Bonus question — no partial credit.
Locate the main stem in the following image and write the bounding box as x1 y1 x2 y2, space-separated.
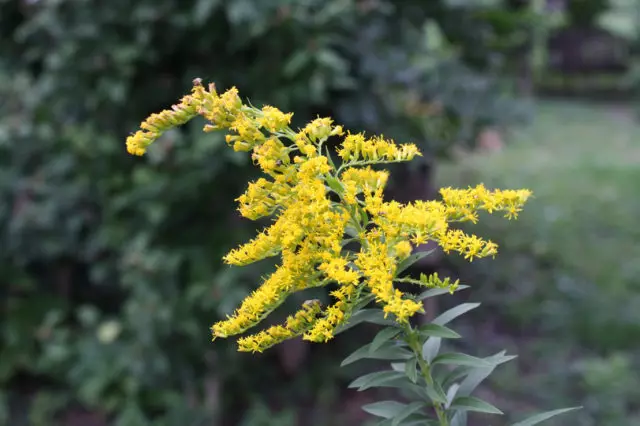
405 324 449 426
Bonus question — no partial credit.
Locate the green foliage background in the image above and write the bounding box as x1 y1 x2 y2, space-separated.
0 0 535 425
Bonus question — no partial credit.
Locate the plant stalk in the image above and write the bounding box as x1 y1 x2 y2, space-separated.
405 324 449 426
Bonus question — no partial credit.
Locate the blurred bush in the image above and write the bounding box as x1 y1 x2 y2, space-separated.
436 101 640 425
567 0 610 28
0 0 528 424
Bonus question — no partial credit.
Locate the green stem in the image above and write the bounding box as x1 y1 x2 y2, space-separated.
404 324 449 426
336 158 412 175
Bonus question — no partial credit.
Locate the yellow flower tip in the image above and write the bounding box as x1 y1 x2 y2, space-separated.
394 241 413 260
126 145 146 156
331 125 344 136
259 105 294 132
126 133 149 156
210 328 227 339
238 344 263 353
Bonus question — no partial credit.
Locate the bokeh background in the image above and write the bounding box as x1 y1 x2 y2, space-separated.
1 0 639 425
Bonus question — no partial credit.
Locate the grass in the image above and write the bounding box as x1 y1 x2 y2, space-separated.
436 100 640 425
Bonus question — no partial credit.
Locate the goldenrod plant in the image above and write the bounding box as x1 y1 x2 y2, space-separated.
127 79 579 426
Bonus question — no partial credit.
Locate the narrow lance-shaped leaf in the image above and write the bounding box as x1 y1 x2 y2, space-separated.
324 146 337 169
456 350 517 397
391 402 426 426
450 411 467 426
450 396 503 415
422 337 441 364
362 401 407 419
416 285 469 301
390 362 406 373
370 327 402 353
404 357 418 383
432 353 492 368
432 303 480 326
383 420 440 426
360 206 369 224
325 174 344 194
334 308 394 335
446 383 460 408
349 370 407 391
425 381 448 405
396 249 436 275
439 365 472 391
510 407 582 426
418 323 461 339
354 368 428 396
342 341 412 367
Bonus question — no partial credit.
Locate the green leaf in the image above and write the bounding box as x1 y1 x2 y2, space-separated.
344 227 360 238
425 20 445 51
390 362 406 373
325 175 344 194
324 147 337 169
397 420 440 426
485 350 518 365
404 357 418 383
439 365 472 390
510 407 582 426
422 337 441 363
446 383 460 407
432 353 491 368
370 327 402 353
362 401 406 419
450 411 467 426
456 351 517 397
418 324 461 339
284 50 312 76
349 370 406 391
405 384 430 401
353 294 375 311
352 375 425 397
342 342 412 367
360 207 369 224
391 402 425 426
341 238 357 247
450 396 503 415
425 381 448 404
334 308 394 335
416 285 469 301
396 249 436 275
432 303 480 326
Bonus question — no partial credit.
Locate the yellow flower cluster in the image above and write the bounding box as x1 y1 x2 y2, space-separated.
237 300 322 353
126 79 532 352
338 132 421 163
126 78 207 156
